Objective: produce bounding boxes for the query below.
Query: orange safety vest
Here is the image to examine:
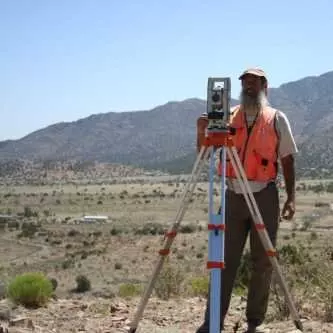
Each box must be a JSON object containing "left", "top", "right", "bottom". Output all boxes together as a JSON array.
[{"left": 218, "top": 105, "right": 279, "bottom": 181}]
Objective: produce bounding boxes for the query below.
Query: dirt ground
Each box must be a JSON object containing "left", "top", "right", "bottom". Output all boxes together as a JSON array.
[{"left": 0, "top": 178, "right": 332, "bottom": 332}]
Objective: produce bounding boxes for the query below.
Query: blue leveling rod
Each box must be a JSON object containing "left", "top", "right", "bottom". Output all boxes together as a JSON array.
[
  {"left": 208, "top": 145, "right": 227, "bottom": 333},
  {"left": 205, "top": 77, "right": 231, "bottom": 333}
]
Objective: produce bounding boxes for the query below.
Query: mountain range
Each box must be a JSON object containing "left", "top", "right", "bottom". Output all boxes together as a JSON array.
[{"left": 2, "top": 71, "right": 333, "bottom": 177}]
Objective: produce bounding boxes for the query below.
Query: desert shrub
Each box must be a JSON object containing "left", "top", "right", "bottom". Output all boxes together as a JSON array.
[
  {"left": 23, "top": 206, "right": 38, "bottom": 218},
  {"left": 110, "top": 226, "right": 123, "bottom": 235},
  {"left": 278, "top": 244, "right": 309, "bottom": 266},
  {"left": 310, "top": 231, "right": 318, "bottom": 241},
  {"left": 314, "top": 201, "right": 330, "bottom": 207},
  {"left": 49, "top": 278, "right": 58, "bottom": 291},
  {"left": 134, "top": 222, "right": 165, "bottom": 236},
  {"left": 18, "top": 222, "right": 38, "bottom": 238},
  {"left": 114, "top": 262, "right": 122, "bottom": 270},
  {"left": 67, "top": 229, "right": 80, "bottom": 237},
  {"left": 179, "top": 224, "right": 197, "bottom": 234},
  {"left": 7, "top": 221, "right": 19, "bottom": 230},
  {"left": 314, "top": 263, "right": 333, "bottom": 322},
  {"left": 196, "top": 252, "right": 204, "bottom": 259},
  {"left": 118, "top": 283, "right": 142, "bottom": 298},
  {"left": 268, "top": 281, "right": 294, "bottom": 321},
  {"left": 154, "top": 263, "right": 184, "bottom": 300},
  {"left": 43, "top": 209, "right": 50, "bottom": 217},
  {"left": 75, "top": 275, "right": 91, "bottom": 293},
  {"left": 309, "top": 183, "right": 325, "bottom": 193},
  {"left": 80, "top": 250, "right": 88, "bottom": 259},
  {"left": 268, "top": 243, "right": 333, "bottom": 322},
  {"left": 300, "top": 214, "right": 316, "bottom": 231},
  {"left": 322, "top": 283, "right": 333, "bottom": 322},
  {"left": 189, "top": 276, "right": 209, "bottom": 297},
  {"left": 7, "top": 272, "right": 53, "bottom": 308},
  {"left": 326, "top": 182, "right": 333, "bottom": 193},
  {"left": 62, "top": 259, "right": 75, "bottom": 269}
]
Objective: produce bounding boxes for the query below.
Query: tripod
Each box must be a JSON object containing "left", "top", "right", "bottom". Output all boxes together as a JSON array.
[{"left": 127, "top": 78, "right": 303, "bottom": 333}]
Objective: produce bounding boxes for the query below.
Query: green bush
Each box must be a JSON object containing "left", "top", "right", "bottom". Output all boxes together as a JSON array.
[
  {"left": 278, "top": 244, "right": 310, "bottom": 265},
  {"left": 7, "top": 272, "right": 53, "bottom": 308},
  {"left": 154, "top": 263, "right": 184, "bottom": 300},
  {"left": 119, "top": 283, "right": 142, "bottom": 298},
  {"left": 189, "top": 276, "right": 209, "bottom": 297}
]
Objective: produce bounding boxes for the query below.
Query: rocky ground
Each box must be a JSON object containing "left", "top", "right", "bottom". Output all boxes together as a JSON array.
[{"left": 0, "top": 295, "right": 332, "bottom": 333}]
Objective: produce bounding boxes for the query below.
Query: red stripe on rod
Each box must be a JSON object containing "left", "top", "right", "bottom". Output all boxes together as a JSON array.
[
  {"left": 255, "top": 224, "right": 266, "bottom": 230},
  {"left": 207, "top": 261, "right": 225, "bottom": 269},
  {"left": 159, "top": 249, "right": 170, "bottom": 256},
  {"left": 165, "top": 230, "right": 177, "bottom": 238},
  {"left": 267, "top": 250, "right": 277, "bottom": 257},
  {"left": 208, "top": 224, "right": 225, "bottom": 231}
]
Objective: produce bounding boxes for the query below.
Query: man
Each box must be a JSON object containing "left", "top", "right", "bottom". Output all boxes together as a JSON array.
[{"left": 195, "top": 68, "right": 298, "bottom": 333}]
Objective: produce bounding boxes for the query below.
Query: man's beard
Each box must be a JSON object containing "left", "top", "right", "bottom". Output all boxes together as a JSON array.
[{"left": 240, "top": 89, "right": 269, "bottom": 111}]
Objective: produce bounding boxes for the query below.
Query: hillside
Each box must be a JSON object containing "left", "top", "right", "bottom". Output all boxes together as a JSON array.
[
  {"left": 1, "top": 71, "right": 333, "bottom": 176},
  {"left": 0, "top": 159, "right": 161, "bottom": 186},
  {"left": 0, "top": 98, "right": 208, "bottom": 165}
]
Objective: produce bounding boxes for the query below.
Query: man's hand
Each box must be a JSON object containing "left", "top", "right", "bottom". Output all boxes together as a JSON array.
[
  {"left": 280, "top": 154, "right": 296, "bottom": 221},
  {"left": 196, "top": 114, "right": 209, "bottom": 159},
  {"left": 282, "top": 197, "right": 295, "bottom": 220}
]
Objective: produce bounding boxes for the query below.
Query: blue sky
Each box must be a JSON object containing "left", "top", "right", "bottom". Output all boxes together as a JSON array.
[{"left": 1, "top": 0, "right": 332, "bottom": 140}]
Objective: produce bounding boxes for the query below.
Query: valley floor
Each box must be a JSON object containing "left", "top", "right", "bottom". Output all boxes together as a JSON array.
[{"left": 0, "top": 179, "right": 332, "bottom": 332}]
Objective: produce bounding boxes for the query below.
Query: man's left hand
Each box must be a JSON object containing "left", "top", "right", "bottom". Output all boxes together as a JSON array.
[{"left": 281, "top": 198, "right": 295, "bottom": 220}]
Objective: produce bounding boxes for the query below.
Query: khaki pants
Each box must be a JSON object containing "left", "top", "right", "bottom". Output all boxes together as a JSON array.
[{"left": 202, "top": 182, "right": 280, "bottom": 328}]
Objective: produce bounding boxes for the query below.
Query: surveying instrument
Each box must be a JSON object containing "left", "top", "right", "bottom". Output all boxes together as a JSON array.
[{"left": 127, "top": 77, "right": 303, "bottom": 333}]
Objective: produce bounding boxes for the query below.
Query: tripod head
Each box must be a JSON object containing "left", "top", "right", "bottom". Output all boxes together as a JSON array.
[{"left": 206, "top": 77, "right": 231, "bottom": 133}]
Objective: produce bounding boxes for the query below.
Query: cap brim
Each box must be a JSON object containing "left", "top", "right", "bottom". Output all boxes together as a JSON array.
[{"left": 239, "top": 69, "right": 267, "bottom": 80}]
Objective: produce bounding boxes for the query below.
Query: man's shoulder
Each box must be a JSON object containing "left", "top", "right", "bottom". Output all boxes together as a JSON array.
[
  {"left": 264, "top": 106, "right": 292, "bottom": 127},
  {"left": 267, "top": 107, "right": 296, "bottom": 143},
  {"left": 272, "top": 108, "right": 291, "bottom": 126},
  {"left": 265, "top": 105, "right": 288, "bottom": 119}
]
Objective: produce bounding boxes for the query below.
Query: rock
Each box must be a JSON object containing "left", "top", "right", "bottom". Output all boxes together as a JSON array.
[
  {"left": 0, "top": 322, "right": 8, "bottom": 333},
  {"left": 7, "top": 329, "right": 31, "bottom": 333},
  {"left": 0, "top": 307, "right": 10, "bottom": 322},
  {"left": 110, "top": 304, "right": 118, "bottom": 313},
  {"left": 9, "top": 317, "right": 33, "bottom": 330}
]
